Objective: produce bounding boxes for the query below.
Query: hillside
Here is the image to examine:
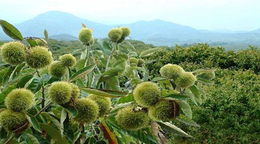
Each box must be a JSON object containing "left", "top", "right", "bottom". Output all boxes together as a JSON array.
[{"left": 1, "top": 11, "right": 260, "bottom": 49}]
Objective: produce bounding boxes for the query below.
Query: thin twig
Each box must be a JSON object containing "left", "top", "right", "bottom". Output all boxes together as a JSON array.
[
  {"left": 105, "top": 43, "right": 117, "bottom": 70},
  {"left": 90, "top": 46, "right": 101, "bottom": 74},
  {"left": 4, "top": 134, "right": 15, "bottom": 144},
  {"left": 36, "top": 70, "right": 45, "bottom": 109},
  {"left": 34, "top": 102, "right": 52, "bottom": 117}
]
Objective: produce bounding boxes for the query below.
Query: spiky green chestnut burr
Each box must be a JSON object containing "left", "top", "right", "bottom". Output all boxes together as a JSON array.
[
  {"left": 74, "top": 98, "right": 99, "bottom": 124},
  {"left": 49, "top": 61, "right": 66, "bottom": 78},
  {"left": 175, "top": 72, "right": 197, "bottom": 88},
  {"left": 116, "top": 105, "right": 150, "bottom": 131},
  {"left": 5, "top": 88, "right": 34, "bottom": 112},
  {"left": 133, "top": 82, "right": 161, "bottom": 107},
  {"left": 88, "top": 94, "right": 111, "bottom": 117},
  {"left": 137, "top": 59, "right": 145, "bottom": 67},
  {"left": 121, "top": 27, "right": 130, "bottom": 37},
  {"left": 78, "top": 28, "right": 92, "bottom": 44},
  {"left": 116, "top": 36, "right": 125, "bottom": 44},
  {"left": 0, "top": 42, "right": 26, "bottom": 65},
  {"left": 48, "top": 81, "right": 72, "bottom": 105},
  {"left": 197, "top": 71, "right": 215, "bottom": 80},
  {"left": 160, "top": 64, "right": 184, "bottom": 80},
  {"left": 70, "top": 83, "right": 80, "bottom": 100},
  {"left": 26, "top": 46, "right": 52, "bottom": 69},
  {"left": 108, "top": 28, "right": 123, "bottom": 42},
  {"left": 148, "top": 99, "right": 180, "bottom": 121},
  {"left": 35, "top": 39, "right": 47, "bottom": 47},
  {"left": 130, "top": 57, "right": 138, "bottom": 67},
  {"left": 85, "top": 37, "right": 95, "bottom": 46},
  {"left": 0, "top": 109, "right": 29, "bottom": 132},
  {"left": 60, "top": 54, "right": 77, "bottom": 67}
]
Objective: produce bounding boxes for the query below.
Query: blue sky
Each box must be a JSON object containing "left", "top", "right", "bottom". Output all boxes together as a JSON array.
[{"left": 0, "top": 0, "right": 259, "bottom": 31}]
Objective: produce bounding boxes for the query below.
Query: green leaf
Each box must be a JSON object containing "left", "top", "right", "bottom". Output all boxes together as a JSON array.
[
  {"left": 176, "top": 114, "right": 200, "bottom": 127},
  {"left": 40, "top": 124, "right": 69, "bottom": 144},
  {"left": 0, "top": 19, "right": 23, "bottom": 41},
  {"left": 9, "top": 63, "right": 26, "bottom": 82},
  {"left": 128, "top": 129, "right": 157, "bottom": 144},
  {"left": 60, "top": 109, "right": 66, "bottom": 137},
  {"left": 152, "top": 77, "right": 167, "bottom": 82},
  {"left": 26, "top": 38, "right": 38, "bottom": 47},
  {"left": 44, "top": 29, "right": 49, "bottom": 40},
  {"left": 197, "top": 77, "right": 214, "bottom": 85},
  {"left": 26, "top": 133, "right": 40, "bottom": 144},
  {"left": 80, "top": 87, "right": 128, "bottom": 98},
  {"left": 0, "top": 85, "right": 16, "bottom": 104},
  {"left": 41, "top": 112, "right": 61, "bottom": 130},
  {"left": 189, "top": 85, "right": 202, "bottom": 104},
  {"left": 139, "top": 48, "right": 162, "bottom": 57},
  {"left": 61, "top": 105, "right": 78, "bottom": 118},
  {"left": 16, "top": 75, "right": 34, "bottom": 88},
  {"left": 2, "top": 66, "right": 16, "bottom": 86},
  {"left": 117, "top": 94, "right": 134, "bottom": 104},
  {"left": 69, "top": 64, "right": 95, "bottom": 82},
  {"left": 27, "top": 77, "right": 43, "bottom": 93},
  {"left": 158, "top": 122, "right": 192, "bottom": 138},
  {"left": 180, "top": 101, "right": 192, "bottom": 119},
  {"left": 164, "top": 93, "right": 190, "bottom": 100},
  {"left": 193, "top": 68, "right": 216, "bottom": 73},
  {"left": 28, "top": 114, "right": 41, "bottom": 132},
  {"left": 97, "top": 39, "right": 112, "bottom": 55}
]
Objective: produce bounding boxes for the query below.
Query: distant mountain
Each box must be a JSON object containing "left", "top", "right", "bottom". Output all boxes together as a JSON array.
[
  {"left": 50, "top": 34, "right": 78, "bottom": 41},
  {"left": 1, "top": 11, "right": 260, "bottom": 47}
]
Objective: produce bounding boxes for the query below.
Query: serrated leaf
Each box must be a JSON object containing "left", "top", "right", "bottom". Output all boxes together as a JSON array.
[
  {"left": 70, "top": 64, "right": 95, "bottom": 82},
  {"left": 2, "top": 66, "right": 15, "bottom": 86},
  {"left": 128, "top": 129, "right": 157, "bottom": 144},
  {"left": 180, "top": 101, "right": 192, "bottom": 119},
  {"left": 26, "top": 133, "right": 40, "bottom": 144},
  {"left": 44, "top": 29, "right": 48, "bottom": 39},
  {"left": 28, "top": 114, "right": 41, "bottom": 132},
  {"left": 40, "top": 124, "right": 69, "bottom": 144},
  {"left": 193, "top": 68, "right": 216, "bottom": 73},
  {"left": 16, "top": 75, "right": 34, "bottom": 88},
  {"left": 117, "top": 94, "right": 134, "bottom": 104},
  {"left": 164, "top": 93, "right": 190, "bottom": 100},
  {"left": 152, "top": 77, "right": 167, "bottom": 82},
  {"left": 41, "top": 112, "right": 61, "bottom": 130},
  {"left": 158, "top": 122, "right": 192, "bottom": 138},
  {"left": 176, "top": 114, "right": 200, "bottom": 127},
  {"left": 27, "top": 77, "right": 43, "bottom": 93},
  {"left": 139, "top": 48, "right": 162, "bottom": 57},
  {"left": 0, "top": 85, "right": 16, "bottom": 104},
  {"left": 97, "top": 39, "right": 112, "bottom": 55},
  {"left": 9, "top": 63, "right": 26, "bottom": 82},
  {"left": 61, "top": 104, "right": 78, "bottom": 118},
  {"left": 80, "top": 87, "right": 127, "bottom": 98},
  {"left": 189, "top": 85, "right": 202, "bottom": 104},
  {"left": 197, "top": 77, "right": 214, "bottom": 85},
  {"left": 26, "top": 38, "right": 38, "bottom": 47},
  {"left": 0, "top": 19, "right": 23, "bottom": 41}
]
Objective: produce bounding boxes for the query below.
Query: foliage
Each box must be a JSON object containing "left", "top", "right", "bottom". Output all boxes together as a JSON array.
[
  {"left": 145, "top": 44, "right": 260, "bottom": 143},
  {"left": 0, "top": 20, "right": 214, "bottom": 143},
  {"left": 174, "top": 69, "right": 260, "bottom": 144},
  {"left": 147, "top": 43, "right": 260, "bottom": 75}
]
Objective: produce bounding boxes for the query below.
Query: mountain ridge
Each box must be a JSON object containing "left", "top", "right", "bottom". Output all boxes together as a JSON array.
[{"left": 1, "top": 11, "right": 260, "bottom": 47}]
